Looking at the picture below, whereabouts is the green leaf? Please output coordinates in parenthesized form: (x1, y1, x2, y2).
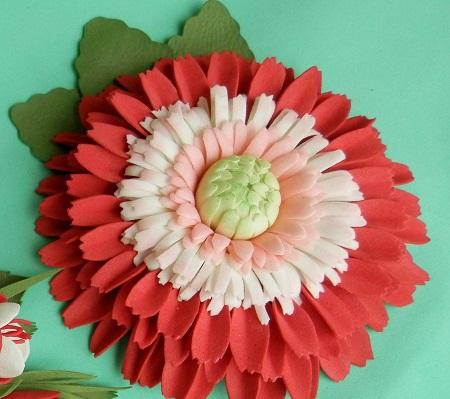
(21, 371, 95, 383)
(168, 0, 254, 59)
(76, 17, 173, 95)
(0, 271, 26, 304)
(21, 321, 38, 336)
(0, 270, 58, 301)
(10, 88, 82, 162)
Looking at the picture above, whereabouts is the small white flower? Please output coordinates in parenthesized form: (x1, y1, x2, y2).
(0, 302, 30, 379)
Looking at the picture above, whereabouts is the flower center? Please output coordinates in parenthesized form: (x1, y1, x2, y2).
(195, 155, 281, 240)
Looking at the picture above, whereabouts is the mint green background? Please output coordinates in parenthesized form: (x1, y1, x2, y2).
(0, 0, 448, 398)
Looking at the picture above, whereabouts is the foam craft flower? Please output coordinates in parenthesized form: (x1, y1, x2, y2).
(0, 296, 30, 381)
(35, 53, 429, 399)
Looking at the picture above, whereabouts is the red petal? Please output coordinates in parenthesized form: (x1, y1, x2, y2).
(319, 339, 351, 382)
(394, 216, 429, 244)
(261, 316, 285, 381)
(248, 58, 286, 101)
(140, 68, 179, 109)
(126, 271, 172, 318)
(391, 162, 414, 184)
(69, 195, 122, 226)
(327, 126, 386, 167)
(283, 351, 316, 399)
(257, 379, 286, 399)
(39, 236, 83, 268)
(236, 57, 253, 93)
(162, 357, 214, 399)
(78, 86, 117, 128)
(36, 175, 67, 195)
(88, 122, 133, 158)
(90, 316, 128, 356)
(347, 328, 373, 367)
(157, 290, 200, 339)
(86, 112, 129, 128)
(75, 144, 126, 183)
(80, 222, 131, 261)
(138, 337, 165, 387)
(164, 334, 191, 367)
(122, 337, 163, 385)
(350, 167, 393, 199)
(330, 115, 374, 140)
(352, 228, 406, 262)
(91, 251, 142, 293)
(50, 268, 81, 301)
(273, 302, 319, 358)
(359, 199, 407, 230)
(53, 132, 91, 147)
(45, 153, 83, 173)
(204, 350, 231, 383)
(76, 261, 101, 289)
(112, 279, 136, 328)
(275, 66, 321, 116)
(108, 90, 150, 135)
(132, 316, 158, 349)
(67, 174, 115, 198)
(35, 216, 68, 237)
(390, 189, 421, 217)
(62, 287, 113, 328)
(225, 359, 259, 399)
(357, 295, 388, 331)
(39, 193, 71, 221)
(312, 94, 351, 135)
(207, 52, 239, 97)
(229, 307, 269, 373)
(116, 74, 144, 95)
(173, 56, 209, 105)
(191, 304, 230, 363)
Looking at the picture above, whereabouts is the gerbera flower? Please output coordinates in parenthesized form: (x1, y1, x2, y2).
(36, 53, 428, 398)
(0, 296, 30, 381)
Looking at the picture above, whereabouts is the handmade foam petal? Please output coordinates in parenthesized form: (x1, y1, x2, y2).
(358, 199, 407, 230)
(173, 56, 209, 104)
(90, 316, 128, 356)
(192, 304, 230, 363)
(36, 175, 67, 195)
(35, 216, 68, 237)
(350, 167, 393, 198)
(275, 66, 321, 116)
(76, 261, 101, 289)
(133, 317, 158, 349)
(164, 334, 191, 367)
(50, 268, 81, 301)
(39, 193, 71, 221)
(394, 217, 429, 244)
(261, 317, 285, 381)
(69, 195, 123, 226)
(75, 144, 127, 183)
(273, 303, 319, 358)
(391, 162, 414, 184)
(126, 272, 172, 318)
(53, 131, 92, 147)
(40, 235, 84, 268)
(80, 222, 132, 261)
(90, 250, 141, 293)
(248, 58, 286, 100)
(138, 338, 165, 387)
(162, 357, 214, 399)
(207, 52, 239, 97)
(157, 289, 200, 338)
(353, 228, 405, 261)
(230, 307, 269, 373)
(347, 328, 373, 367)
(319, 340, 351, 382)
(67, 174, 115, 198)
(312, 94, 351, 135)
(140, 68, 179, 109)
(108, 91, 150, 135)
(225, 360, 260, 399)
(62, 287, 113, 328)
(122, 338, 162, 384)
(88, 122, 132, 158)
(283, 351, 317, 399)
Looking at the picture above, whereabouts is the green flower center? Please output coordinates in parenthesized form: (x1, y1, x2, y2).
(195, 155, 281, 240)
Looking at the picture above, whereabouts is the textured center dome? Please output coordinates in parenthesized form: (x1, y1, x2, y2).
(195, 155, 281, 240)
